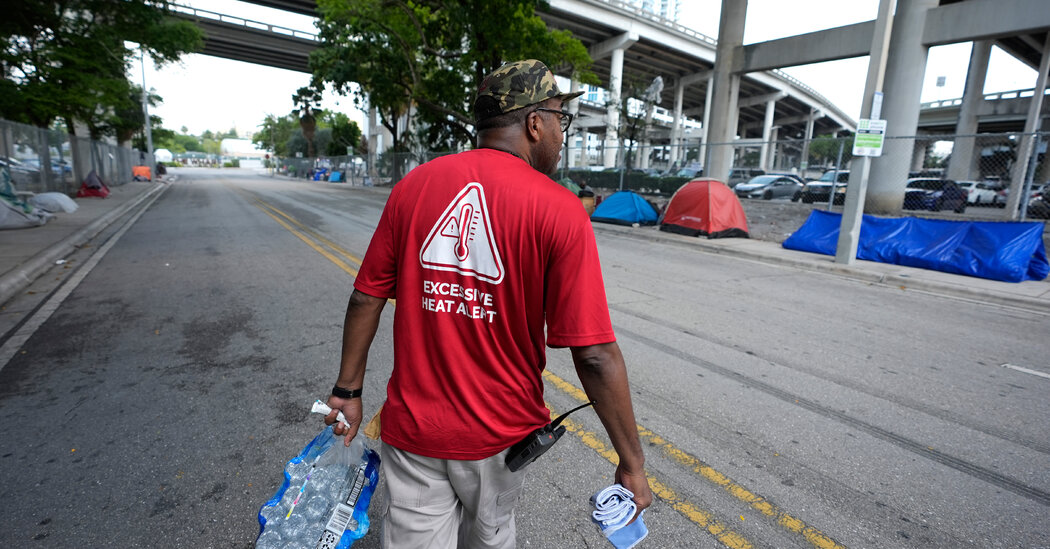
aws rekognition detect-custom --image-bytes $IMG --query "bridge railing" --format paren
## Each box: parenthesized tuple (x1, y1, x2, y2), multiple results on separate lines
(920, 87, 1050, 110)
(170, 3, 318, 41)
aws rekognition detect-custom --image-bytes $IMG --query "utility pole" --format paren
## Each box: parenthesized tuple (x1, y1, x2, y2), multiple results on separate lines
(140, 48, 154, 160)
(835, 0, 897, 264)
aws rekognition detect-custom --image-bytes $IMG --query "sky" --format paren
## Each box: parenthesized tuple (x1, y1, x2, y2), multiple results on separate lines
(138, 0, 1039, 141)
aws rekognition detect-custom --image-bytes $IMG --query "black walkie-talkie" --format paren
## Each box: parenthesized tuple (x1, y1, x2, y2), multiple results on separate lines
(505, 401, 595, 472)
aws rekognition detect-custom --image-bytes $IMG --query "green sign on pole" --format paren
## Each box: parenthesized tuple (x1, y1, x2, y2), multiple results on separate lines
(853, 119, 886, 157)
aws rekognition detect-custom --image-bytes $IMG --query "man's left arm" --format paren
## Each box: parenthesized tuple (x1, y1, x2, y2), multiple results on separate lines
(570, 341, 653, 514)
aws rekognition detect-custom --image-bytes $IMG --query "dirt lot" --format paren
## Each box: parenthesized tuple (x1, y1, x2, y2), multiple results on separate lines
(631, 193, 1050, 248)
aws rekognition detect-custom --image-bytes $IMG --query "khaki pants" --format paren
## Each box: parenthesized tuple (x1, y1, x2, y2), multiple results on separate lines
(379, 442, 526, 549)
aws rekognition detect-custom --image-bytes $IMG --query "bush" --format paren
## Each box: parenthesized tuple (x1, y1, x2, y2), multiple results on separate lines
(222, 159, 241, 168)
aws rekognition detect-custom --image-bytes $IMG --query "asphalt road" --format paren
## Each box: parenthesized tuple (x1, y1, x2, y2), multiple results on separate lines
(0, 168, 1047, 548)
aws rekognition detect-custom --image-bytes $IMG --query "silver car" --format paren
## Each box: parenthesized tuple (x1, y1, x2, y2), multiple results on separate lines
(734, 174, 804, 200)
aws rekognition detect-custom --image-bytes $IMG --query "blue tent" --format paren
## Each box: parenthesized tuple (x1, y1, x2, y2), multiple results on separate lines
(783, 210, 1049, 282)
(590, 191, 659, 226)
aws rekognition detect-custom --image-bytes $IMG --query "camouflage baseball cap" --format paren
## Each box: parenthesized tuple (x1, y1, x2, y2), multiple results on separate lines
(473, 59, 584, 123)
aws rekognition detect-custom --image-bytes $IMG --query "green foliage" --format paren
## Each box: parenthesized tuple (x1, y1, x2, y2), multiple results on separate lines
(254, 110, 361, 158)
(1, 1, 203, 135)
(566, 169, 690, 195)
(253, 114, 299, 156)
(325, 112, 362, 156)
(808, 134, 853, 165)
(310, 0, 596, 156)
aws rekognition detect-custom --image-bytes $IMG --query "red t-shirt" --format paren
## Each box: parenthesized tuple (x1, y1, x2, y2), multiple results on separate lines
(354, 149, 616, 460)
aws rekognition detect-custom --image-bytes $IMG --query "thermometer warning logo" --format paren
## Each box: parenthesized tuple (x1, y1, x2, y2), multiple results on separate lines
(420, 183, 504, 284)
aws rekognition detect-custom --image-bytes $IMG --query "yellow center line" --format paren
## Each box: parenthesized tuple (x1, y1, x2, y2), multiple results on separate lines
(544, 370, 845, 549)
(253, 199, 365, 269)
(548, 403, 754, 549)
(251, 202, 360, 278)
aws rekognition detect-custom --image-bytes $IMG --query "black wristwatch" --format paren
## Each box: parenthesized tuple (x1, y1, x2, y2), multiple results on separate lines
(331, 386, 362, 399)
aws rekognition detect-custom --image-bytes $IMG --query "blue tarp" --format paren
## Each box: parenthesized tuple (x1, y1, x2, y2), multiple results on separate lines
(590, 191, 658, 226)
(783, 210, 1049, 282)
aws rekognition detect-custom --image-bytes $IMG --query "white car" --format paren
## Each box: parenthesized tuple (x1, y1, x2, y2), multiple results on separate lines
(956, 180, 1004, 206)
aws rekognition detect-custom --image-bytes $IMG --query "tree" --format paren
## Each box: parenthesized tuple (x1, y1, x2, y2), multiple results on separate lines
(309, 0, 596, 177)
(325, 112, 362, 157)
(612, 76, 663, 176)
(1, 1, 203, 137)
(808, 134, 853, 168)
(292, 86, 323, 158)
(253, 114, 300, 157)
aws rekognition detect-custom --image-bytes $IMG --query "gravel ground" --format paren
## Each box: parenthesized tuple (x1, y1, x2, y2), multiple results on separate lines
(626, 192, 1050, 248)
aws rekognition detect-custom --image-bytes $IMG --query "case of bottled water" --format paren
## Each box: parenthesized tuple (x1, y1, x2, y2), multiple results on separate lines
(256, 424, 381, 549)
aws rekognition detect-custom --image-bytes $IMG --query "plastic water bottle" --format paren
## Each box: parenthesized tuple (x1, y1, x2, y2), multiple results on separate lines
(257, 426, 381, 549)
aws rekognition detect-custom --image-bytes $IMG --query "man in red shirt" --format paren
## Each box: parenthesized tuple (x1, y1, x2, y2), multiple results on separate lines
(324, 59, 651, 548)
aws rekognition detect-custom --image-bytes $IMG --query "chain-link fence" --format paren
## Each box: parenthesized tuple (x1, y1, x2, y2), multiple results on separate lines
(1, 118, 153, 196)
(554, 131, 1048, 220)
(265, 130, 1047, 220)
(273, 151, 456, 186)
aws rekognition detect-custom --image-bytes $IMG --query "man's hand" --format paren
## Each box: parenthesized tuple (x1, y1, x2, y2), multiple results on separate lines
(616, 464, 653, 519)
(324, 395, 363, 446)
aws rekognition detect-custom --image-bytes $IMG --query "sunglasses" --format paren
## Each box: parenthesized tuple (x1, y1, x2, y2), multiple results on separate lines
(533, 107, 574, 132)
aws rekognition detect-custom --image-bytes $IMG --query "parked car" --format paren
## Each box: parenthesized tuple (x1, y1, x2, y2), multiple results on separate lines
(800, 170, 850, 204)
(670, 166, 703, 178)
(1027, 187, 1050, 219)
(955, 180, 1004, 206)
(0, 156, 41, 186)
(734, 174, 804, 200)
(727, 168, 765, 188)
(902, 178, 967, 213)
(22, 158, 72, 176)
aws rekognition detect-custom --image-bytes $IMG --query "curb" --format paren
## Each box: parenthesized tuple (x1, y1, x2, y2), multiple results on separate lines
(592, 223, 1050, 315)
(0, 184, 168, 307)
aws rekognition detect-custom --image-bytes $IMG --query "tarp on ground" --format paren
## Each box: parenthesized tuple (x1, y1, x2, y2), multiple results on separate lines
(590, 191, 658, 226)
(132, 165, 151, 181)
(77, 170, 110, 198)
(556, 177, 581, 195)
(782, 209, 1049, 282)
(659, 179, 749, 238)
(1, 167, 53, 229)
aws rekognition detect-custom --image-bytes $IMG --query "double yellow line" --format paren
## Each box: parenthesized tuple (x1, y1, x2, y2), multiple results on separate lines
(247, 189, 844, 549)
(248, 193, 364, 277)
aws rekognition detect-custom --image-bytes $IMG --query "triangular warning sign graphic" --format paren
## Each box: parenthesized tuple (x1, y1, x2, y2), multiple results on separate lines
(419, 183, 504, 284)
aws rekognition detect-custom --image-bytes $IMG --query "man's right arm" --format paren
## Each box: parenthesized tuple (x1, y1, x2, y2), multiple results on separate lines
(570, 341, 653, 513)
(325, 289, 387, 445)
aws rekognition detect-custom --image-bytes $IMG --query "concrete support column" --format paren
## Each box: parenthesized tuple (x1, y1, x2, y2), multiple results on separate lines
(669, 81, 684, 167)
(947, 40, 992, 181)
(604, 48, 625, 168)
(911, 139, 928, 171)
(760, 99, 776, 171)
(368, 105, 379, 181)
(699, 74, 714, 170)
(800, 110, 817, 174)
(865, 0, 938, 214)
(568, 79, 581, 168)
(704, 0, 746, 181)
(770, 127, 780, 171)
(1005, 33, 1050, 218)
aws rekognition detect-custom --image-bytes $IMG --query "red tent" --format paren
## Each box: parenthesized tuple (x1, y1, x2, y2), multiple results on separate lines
(659, 178, 749, 238)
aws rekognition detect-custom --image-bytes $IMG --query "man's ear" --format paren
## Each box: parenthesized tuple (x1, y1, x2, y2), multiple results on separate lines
(524, 110, 543, 143)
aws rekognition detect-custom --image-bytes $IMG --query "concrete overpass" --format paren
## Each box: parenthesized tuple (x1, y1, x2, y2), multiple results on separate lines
(178, 0, 1050, 217)
(174, 0, 856, 171)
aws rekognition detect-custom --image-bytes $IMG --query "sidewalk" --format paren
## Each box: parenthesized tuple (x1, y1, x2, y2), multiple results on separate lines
(0, 180, 166, 306)
(592, 222, 1050, 314)
(1, 179, 1048, 314)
